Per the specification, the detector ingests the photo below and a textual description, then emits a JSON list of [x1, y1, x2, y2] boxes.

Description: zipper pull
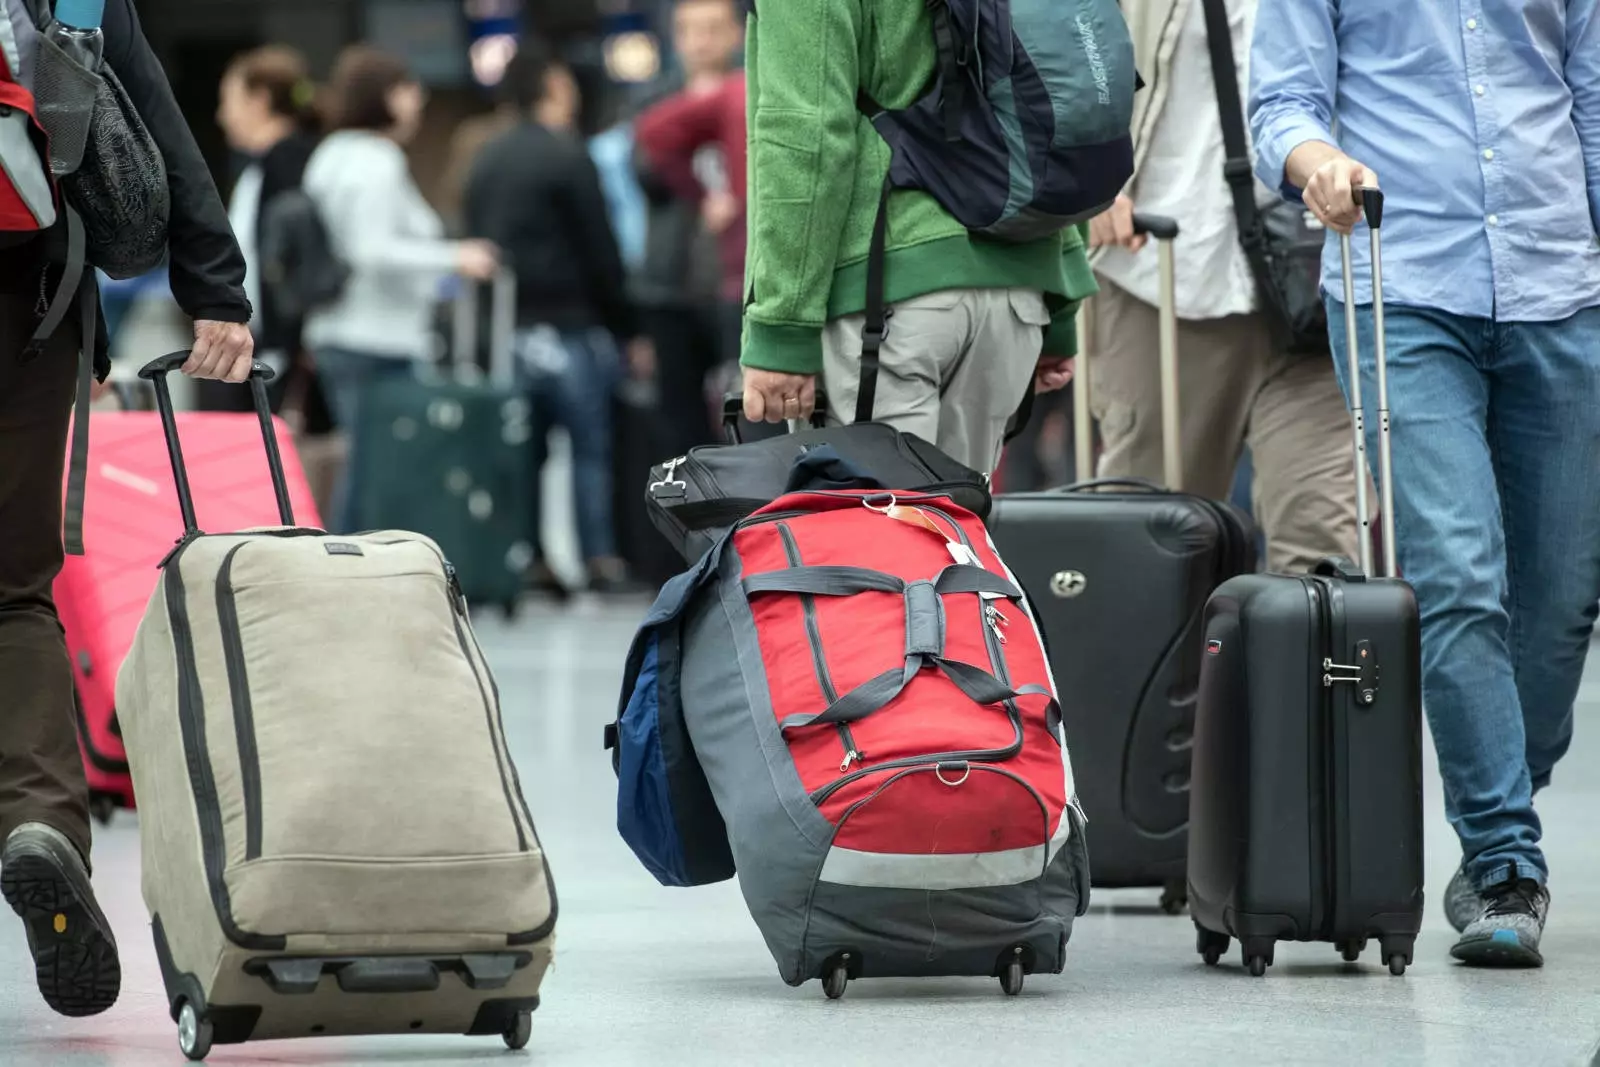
[[445, 562, 467, 614], [986, 604, 1008, 643], [840, 749, 863, 772]]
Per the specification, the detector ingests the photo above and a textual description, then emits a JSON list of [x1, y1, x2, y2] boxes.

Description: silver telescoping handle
[[451, 267, 518, 386], [1074, 214, 1183, 488], [1338, 185, 1394, 578]]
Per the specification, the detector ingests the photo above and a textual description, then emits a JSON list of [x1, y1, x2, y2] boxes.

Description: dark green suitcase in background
[[349, 272, 532, 615]]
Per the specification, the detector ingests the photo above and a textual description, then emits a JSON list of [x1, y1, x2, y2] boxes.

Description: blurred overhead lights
[[471, 32, 520, 85], [604, 30, 660, 83]]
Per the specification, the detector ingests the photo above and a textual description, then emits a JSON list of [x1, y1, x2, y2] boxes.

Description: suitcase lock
[[1322, 639, 1379, 706]]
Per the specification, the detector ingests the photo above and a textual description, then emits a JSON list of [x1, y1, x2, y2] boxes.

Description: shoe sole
[[1, 844, 121, 1017], [1450, 930, 1544, 968]]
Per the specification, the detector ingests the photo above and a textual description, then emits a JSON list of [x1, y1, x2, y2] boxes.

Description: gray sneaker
[[1444, 864, 1479, 933], [1450, 876, 1548, 968]]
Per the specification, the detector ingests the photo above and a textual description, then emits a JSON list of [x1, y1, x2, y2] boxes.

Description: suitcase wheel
[[1241, 939, 1274, 978], [999, 959, 1025, 997], [822, 955, 851, 1001], [1195, 926, 1229, 967], [1159, 880, 1188, 916], [1338, 939, 1367, 963], [1386, 953, 1408, 977], [177, 999, 213, 1061], [89, 794, 117, 826], [503, 1009, 533, 1050]]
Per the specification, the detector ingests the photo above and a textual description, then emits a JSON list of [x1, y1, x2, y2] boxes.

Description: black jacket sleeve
[[559, 149, 638, 343], [102, 0, 251, 324]]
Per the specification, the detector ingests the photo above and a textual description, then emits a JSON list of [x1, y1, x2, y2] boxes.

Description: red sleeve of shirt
[[634, 74, 749, 204]]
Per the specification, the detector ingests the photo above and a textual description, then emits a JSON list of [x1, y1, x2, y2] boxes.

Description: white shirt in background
[[228, 162, 264, 324], [1094, 0, 1277, 322], [302, 130, 458, 360]]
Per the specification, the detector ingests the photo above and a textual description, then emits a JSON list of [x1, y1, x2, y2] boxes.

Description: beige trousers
[[821, 288, 1051, 474], [1088, 278, 1361, 574]]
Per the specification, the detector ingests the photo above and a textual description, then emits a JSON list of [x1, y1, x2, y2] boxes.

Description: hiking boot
[[1, 823, 121, 1016], [1450, 875, 1548, 968], [1444, 863, 1478, 933]]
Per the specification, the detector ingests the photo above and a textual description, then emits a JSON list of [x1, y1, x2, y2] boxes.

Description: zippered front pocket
[[213, 541, 529, 869]]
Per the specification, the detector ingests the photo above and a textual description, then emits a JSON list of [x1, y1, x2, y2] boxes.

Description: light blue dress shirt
[[1249, 0, 1600, 321]]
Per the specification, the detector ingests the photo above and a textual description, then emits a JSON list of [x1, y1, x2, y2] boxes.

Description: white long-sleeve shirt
[[302, 130, 458, 359]]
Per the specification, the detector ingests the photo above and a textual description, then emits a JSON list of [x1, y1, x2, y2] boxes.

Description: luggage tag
[[867, 497, 1007, 604]]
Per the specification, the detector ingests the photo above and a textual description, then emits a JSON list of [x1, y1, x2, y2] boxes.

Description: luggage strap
[[742, 563, 1056, 731]]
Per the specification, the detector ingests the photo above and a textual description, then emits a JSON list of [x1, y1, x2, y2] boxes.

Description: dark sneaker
[[1, 824, 121, 1016], [1450, 876, 1548, 968], [1444, 864, 1478, 933]]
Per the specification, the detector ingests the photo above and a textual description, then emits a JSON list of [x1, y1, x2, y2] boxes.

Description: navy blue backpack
[[748, 0, 1139, 422]]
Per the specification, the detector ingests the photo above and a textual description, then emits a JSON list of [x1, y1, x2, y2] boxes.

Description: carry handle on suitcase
[[1338, 185, 1394, 578], [138, 352, 296, 538], [1073, 213, 1183, 488], [450, 267, 517, 385], [720, 392, 829, 444]]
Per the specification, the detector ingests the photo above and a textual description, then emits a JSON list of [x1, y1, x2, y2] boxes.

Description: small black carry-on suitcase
[[1187, 187, 1425, 977], [988, 214, 1259, 913]]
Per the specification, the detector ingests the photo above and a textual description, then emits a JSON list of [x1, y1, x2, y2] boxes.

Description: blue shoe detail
[[1491, 929, 1521, 945]]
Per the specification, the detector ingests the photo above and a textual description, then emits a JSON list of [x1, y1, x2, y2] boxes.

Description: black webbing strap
[[1199, 0, 1264, 261], [62, 278, 96, 555], [741, 562, 1022, 601], [778, 657, 1055, 732], [856, 177, 895, 426], [23, 204, 86, 360], [928, 0, 964, 143]]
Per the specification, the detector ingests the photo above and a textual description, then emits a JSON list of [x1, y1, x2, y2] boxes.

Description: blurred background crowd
[[101, 0, 1248, 603]]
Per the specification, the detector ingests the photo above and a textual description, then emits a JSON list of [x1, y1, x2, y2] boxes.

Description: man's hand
[[1088, 195, 1147, 252], [185, 320, 254, 382], [1299, 153, 1377, 235], [742, 368, 817, 423], [1035, 355, 1074, 394]]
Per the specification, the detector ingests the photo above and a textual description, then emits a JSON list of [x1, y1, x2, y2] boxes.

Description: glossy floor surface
[[4, 603, 1599, 1066]]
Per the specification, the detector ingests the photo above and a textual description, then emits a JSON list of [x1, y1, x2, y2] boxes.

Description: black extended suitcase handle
[[721, 390, 830, 444], [138, 351, 296, 538]]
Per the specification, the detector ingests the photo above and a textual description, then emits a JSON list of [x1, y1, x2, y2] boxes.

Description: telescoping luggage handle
[[451, 267, 517, 385], [137, 352, 296, 539], [1339, 185, 1394, 579], [1073, 213, 1182, 489]]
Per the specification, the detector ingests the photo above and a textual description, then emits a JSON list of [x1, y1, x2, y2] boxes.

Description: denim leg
[[1490, 308, 1600, 797], [1326, 300, 1544, 889], [554, 329, 620, 562]]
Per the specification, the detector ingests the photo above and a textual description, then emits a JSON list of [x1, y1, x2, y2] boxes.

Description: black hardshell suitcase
[[1187, 188, 1425, 977], [988, 215, 1259, 911]]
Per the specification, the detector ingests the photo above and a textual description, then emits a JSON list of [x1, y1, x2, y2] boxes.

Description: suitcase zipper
[[775, 522, 862, 770]]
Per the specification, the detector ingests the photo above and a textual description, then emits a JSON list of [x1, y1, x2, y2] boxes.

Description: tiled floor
[[4, 602, 1598, 1065]]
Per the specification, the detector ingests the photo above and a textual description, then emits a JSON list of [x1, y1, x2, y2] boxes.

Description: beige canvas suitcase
[[116, 354, 555, 1061]]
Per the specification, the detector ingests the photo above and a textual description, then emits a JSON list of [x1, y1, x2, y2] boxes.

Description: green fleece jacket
[[742, 0, 1098, 375]]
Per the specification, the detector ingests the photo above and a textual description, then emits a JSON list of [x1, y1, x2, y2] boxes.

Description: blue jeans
[[314, 347, 418, 534], [1327, 300, 1600, 890], [515, 327, 620, 564]]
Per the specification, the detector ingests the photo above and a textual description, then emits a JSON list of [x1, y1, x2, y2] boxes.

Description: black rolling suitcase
[[1187, 188, 1424, 977], [988, 214, 1258, 912]]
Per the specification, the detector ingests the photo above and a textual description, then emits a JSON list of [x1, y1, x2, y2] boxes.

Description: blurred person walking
[[632, 0, 746, 461], [464, 43, 650, 596], [210, 47, 328, 416], [1253, 0, 1600, 965], [1086, 0, 1360, 574], [301, 46, 500, 533], [0, 0, 253, 1020]]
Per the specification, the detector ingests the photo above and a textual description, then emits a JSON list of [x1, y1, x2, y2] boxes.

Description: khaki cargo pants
[[820, 287, 1050, 475], [1088, 278, 1361, 573]]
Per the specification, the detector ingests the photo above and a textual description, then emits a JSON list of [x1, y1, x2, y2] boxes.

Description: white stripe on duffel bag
[[818, 808, 1074, 891]]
